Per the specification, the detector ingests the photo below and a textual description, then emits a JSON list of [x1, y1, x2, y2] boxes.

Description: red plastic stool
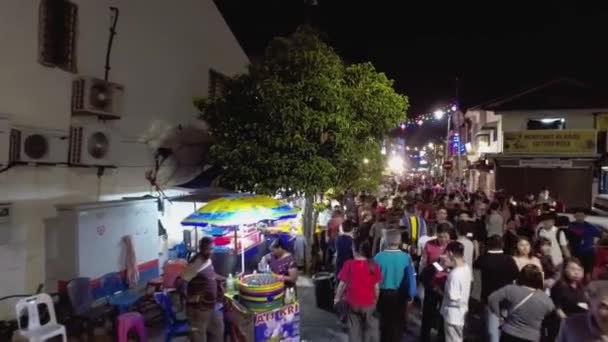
[[145, 276, 164, 295], [117, 312, 147, 342]]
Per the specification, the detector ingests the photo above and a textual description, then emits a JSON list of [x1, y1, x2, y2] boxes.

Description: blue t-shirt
[[374, 249, 417, 298], [335, 235, 354, 276], [569, 221, 602, 253]]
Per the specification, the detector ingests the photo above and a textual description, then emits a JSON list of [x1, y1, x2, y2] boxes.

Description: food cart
[[181, 194, 301, 342]]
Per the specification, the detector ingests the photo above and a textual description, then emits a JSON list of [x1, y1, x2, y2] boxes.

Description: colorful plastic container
[[238, 273, 285, 312]]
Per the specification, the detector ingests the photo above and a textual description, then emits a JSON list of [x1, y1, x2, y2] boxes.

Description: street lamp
[[363, 158, 369, 164], [388, 155, 405, 173], [428, 142, 435, 149], [433, 110, 445, 120]]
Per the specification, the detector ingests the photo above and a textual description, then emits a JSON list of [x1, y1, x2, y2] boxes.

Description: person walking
[[401, 203, 428, 256], [537, 212, 570, 269], [512, 236, 543, 272], [473, 235, 520, 342], [488, 264, 555, 342], [371, 212, 389, 255], [334, 240, 382, 342], [335, 219, 356, 278], [440, 241, 473, 342], [544, 258, 587, 341], [375, 230, 417, 342], [486, 202, 504, 238], [557, 280, 608, 341], [420, 223, 452, 342], [177, 237, 224, 342], [569, 209, 604, 281], [455, 221, 475, 267]]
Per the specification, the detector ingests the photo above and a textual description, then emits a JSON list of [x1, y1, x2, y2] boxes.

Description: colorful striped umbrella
[[181, 194, 299, 227]]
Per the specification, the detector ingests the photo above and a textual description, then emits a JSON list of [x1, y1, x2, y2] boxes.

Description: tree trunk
[[302, 193, 315, 275]]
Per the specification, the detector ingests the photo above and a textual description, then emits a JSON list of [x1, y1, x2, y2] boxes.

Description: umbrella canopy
[[181, 194, 299, 227]]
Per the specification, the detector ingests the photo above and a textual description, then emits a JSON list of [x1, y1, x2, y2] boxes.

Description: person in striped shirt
[[401, 203, 428, 256]]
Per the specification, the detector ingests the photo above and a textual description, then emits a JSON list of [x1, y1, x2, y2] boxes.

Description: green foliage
[[195, 26, 408, 197]]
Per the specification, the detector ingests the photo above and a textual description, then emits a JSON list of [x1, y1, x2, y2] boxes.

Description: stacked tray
[[238, 273, 285, 312]]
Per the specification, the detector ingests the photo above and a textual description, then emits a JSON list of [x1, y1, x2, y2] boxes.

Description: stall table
[[226, 295, 300, 342]]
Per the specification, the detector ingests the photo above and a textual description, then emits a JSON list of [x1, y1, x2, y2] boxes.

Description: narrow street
[[298, 272, 484, 341]]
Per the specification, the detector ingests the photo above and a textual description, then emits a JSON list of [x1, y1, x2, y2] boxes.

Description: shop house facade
[[464, 79, 608, 209], [0, 0, 248, 317]]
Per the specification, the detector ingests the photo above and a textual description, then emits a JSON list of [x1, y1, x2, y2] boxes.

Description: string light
[[398, 102, 459, 129]]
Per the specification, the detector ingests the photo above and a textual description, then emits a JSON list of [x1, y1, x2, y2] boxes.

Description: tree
[[195, 27, 408, 272]]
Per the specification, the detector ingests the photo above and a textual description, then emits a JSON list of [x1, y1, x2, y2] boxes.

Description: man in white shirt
[[455, 222, 474, 267], [440, 241, 472, 342], [537, 212, 570, 267]]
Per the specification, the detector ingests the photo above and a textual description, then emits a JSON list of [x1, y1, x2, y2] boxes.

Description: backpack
[[536, 216, 579, 255]]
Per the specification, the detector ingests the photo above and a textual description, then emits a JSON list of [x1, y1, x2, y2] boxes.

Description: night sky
[[214, 1, 608, 144]]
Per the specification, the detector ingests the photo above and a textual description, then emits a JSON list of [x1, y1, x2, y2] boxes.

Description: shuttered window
[[38, 0, 78, 72]]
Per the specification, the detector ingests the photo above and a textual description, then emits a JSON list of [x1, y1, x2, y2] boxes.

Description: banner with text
[[503, 130, 597, 154]]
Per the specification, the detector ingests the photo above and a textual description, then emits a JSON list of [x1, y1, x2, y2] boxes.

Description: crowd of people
[[320, 178, 608, 342]]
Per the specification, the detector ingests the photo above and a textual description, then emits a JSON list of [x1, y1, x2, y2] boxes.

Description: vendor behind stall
[[264, 238, 299, 287], [176, 237, 224, 342]]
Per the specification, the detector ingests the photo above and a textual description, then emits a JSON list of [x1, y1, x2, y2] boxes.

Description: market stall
[[180, 194, 301, 342]]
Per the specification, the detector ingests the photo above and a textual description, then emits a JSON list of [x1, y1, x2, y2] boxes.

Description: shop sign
[[503, 130, 597, 154], [519, 159, 573, 168], [596, 113, 608, 131], [254, 302, 300, 341]]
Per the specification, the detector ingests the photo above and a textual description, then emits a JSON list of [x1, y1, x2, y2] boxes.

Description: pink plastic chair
[[117, 312, 147, 342]]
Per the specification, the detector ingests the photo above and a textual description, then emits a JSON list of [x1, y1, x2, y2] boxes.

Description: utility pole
[[455, 77, 462, 188]]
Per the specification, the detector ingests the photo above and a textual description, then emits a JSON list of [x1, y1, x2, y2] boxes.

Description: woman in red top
[[334, 240, 382, 342]]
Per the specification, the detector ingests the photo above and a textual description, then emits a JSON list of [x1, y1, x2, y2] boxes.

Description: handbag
[[501, 290, 536, 328]]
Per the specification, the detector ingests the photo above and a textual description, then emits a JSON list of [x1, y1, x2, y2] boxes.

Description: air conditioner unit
[[12, 126, 69, 164], [68, 124, 115, 166], [72, 77, 125, 119]]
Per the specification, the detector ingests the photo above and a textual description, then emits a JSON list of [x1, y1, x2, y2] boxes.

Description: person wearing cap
[[537, 211, 570, 268], [557, 280, 608, 341]]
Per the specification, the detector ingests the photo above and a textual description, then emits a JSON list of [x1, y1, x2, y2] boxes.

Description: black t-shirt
[[551, 281, 587, 316], [503, 230, 519, 255], [473, 218, 487, 242], [473, 251, 519, 302]]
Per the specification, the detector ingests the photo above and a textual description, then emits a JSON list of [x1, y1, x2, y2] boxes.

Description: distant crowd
[[317, 178, 608, 342]]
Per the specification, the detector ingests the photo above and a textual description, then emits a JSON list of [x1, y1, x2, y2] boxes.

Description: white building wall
[[0, 0, 248, 317]]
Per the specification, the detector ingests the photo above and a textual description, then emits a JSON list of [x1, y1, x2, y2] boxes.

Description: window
[[526, 118, 565, 130], [208, 69, 228, 98], [38, 0, 78, 72], [477, 134, 490, 149]]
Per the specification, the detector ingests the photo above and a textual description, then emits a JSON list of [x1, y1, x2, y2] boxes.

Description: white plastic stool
[[12, 293, 67, 342]]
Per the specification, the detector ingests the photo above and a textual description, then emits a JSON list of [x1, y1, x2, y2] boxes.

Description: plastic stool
[[145, 276, 164, 295], [117, 312, 147, 342]]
